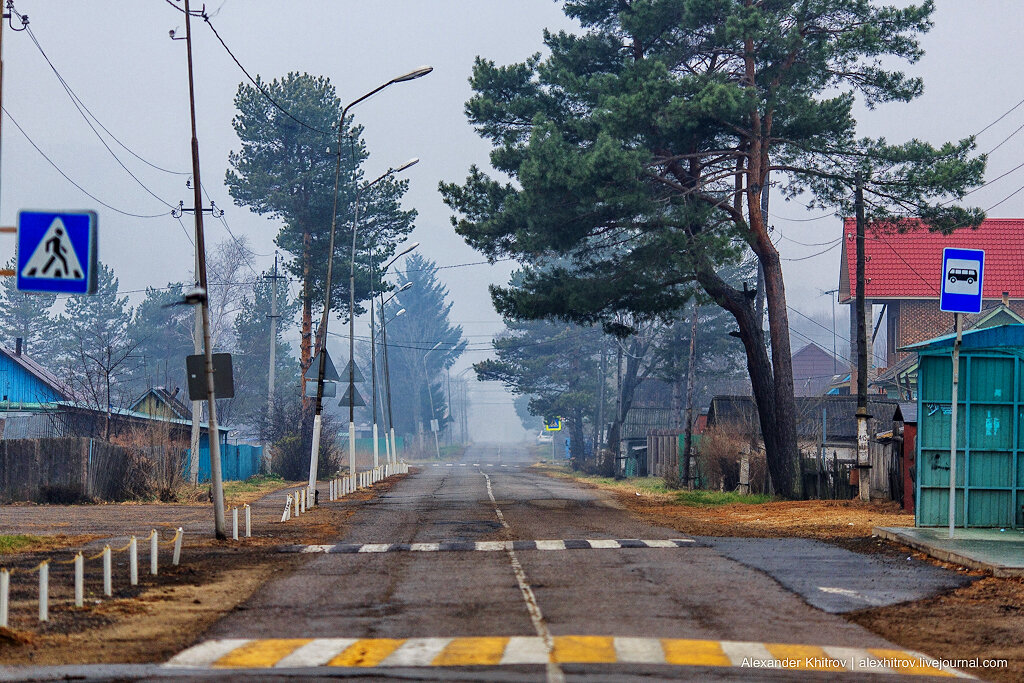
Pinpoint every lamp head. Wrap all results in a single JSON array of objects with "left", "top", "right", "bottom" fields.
[
  {"left": 395, "top": 308, "right": 406, "bottom": 318},
  {"left": 399, "top": 282, "right": 414, "bottom": 292},
  {"left": 392, "top": 66, "right": 433, "bottom": 83},
  {"left": 398, "top": 242, "right": 420, "bottom": 258},
  {"left": 395, "top": 157, "right": 419, "bottom": 173}
]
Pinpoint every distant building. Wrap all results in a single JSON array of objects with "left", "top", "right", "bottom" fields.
[{"left": 791, "top": 342, "right": 847, "bottom": 396}]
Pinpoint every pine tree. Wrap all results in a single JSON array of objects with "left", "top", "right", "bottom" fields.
[
  {"left": 0, "top": 258, "right": 57, "bottom": 360},
  {"left": 441, "top": 0, "right": 985, "bottom": 498}
]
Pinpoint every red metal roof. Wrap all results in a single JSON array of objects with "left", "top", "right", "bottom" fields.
[{"left": 839, "top": 218, "right": 1024, "bottom": 302}]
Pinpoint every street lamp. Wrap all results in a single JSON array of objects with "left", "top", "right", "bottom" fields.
[
  {"left": 307, "top": 67, "right": 431, "bottom": 502},
  {"left": 423, "top": 340, "right": 444, "bottom": 460},
  {"left": 377, "top": 300, "right": 407, "bottom": 463},
  {"left": 369, "top": 239, "right": 419, "bottom": 471},
  {"left": 374, "top": 275, "right": 414, "bottom": 465}
]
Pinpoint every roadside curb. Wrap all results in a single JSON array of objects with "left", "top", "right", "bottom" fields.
[{"left": 873, "top": 527, "right": 1024, "bottom": 578}]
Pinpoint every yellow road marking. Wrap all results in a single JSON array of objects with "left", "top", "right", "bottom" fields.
[
  {"left": 328, "top": 638, "right": 405, "bottom": 667},
  {"left": 867, "top": 648, "right": 954, "bottom": 677},
  {"left": 214, "top": 639, "right": 311, "bottom": 668},
  {"left": 765, "top": 644, "right": 847, "bottom": 671},
  {"left": 661, "top": 638, "right": 731, "bottom": 667},
  {"left": 433, "top": 636, "right": 509, "bottom": 666},
  {"left": 551, "top": 635, "right": 616, "bottom": 663}
]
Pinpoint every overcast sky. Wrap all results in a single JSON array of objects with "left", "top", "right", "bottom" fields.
[{"left": 1, "top": 1, "right": 1022, "bottom": 440}]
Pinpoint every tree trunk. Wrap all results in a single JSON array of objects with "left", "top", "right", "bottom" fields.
[
  {"left": 606, "top": 339, "right": 644, "bottom": 477},
  {"left": 695, "top": 264, "right": 801, "bottom": 499}
]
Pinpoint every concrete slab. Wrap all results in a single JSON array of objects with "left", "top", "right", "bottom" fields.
[{"left": 874, "top": 526, "right": 1024, "bottom": 577}]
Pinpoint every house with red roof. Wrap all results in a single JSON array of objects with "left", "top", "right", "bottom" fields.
[{"left": 838, "top": 218, "right": 1024, "bottom": 394}]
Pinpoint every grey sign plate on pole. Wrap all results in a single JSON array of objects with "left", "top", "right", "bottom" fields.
[
  {"left": 186, "top": 353, "right": 235, "bottom": 400},
  {"left": 305, "top": 349, "right": 341, "bottom": 381},
  {"left": 305, "top": 381, "right": 336, "bottom": 398},
  {"left": 339, "top": 385, "right": 366, "bottom": 407}
]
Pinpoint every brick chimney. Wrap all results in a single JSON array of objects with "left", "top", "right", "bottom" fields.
[{"left": 15, "top": 338, "right": 22, "bottom": 356}]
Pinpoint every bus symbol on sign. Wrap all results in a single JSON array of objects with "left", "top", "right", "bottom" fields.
[{"left": 947, "top": 268, "right": 977, "bottom": 285}]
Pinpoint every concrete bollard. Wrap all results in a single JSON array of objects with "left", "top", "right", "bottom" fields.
[
  {"left": 172, "top": 529, "right": 183, "bottom": 566},
  {"left": 245, "top": 504, "right": 251, "bottom": 537},
  {"left": 38, "top": 561, "right": 48, "bottom": 622},
  {"left": 103, "top": 546, "right": 112, "bottom": 597},
  {"left": 129, "top": 537, "right": 138, "bottom": 586},
  {"left": 150, "top": 531, "right": 158, "bottom": 576},
  {"left": 232, "top": 508, "right": 239, "bottom": 541},
  {"left": 0, "top": 568, "right": 8, "bottom": 628},
  {"left": 282, "top": 494, "right": 292, "bottom": 522},
  {"left": 74, "top": 553, "right": 84, "bottom": 607}
]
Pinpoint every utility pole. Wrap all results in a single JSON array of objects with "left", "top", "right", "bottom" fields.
[
  {"left": 682, "top": 304, "right": 697, "bottom": 489},
  {"left": 596, "top": 340, "right": 606, "bottom": 462},
  {"left": 266, "top": 254, "right": 284, "bottom": 412},
  {"left": 182, "top": 0, "right": 226, "bottom": 538},
  {"left": 854, "top": 172, "right": 871, "bottom": 502}
]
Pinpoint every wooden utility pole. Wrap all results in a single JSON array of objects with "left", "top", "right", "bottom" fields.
[
  {"left": 183, "top": 0, "right": 226, "bottom": 538},
  {"left": 855, "top": 172, "right": 871, "bottom": 502}
]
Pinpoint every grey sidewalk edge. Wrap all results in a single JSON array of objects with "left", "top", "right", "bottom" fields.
[{"left": 874, "top": 526, "right": 1024, "bottom": 577}]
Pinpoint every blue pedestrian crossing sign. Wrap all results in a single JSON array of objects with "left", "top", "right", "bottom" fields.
[
  {"left": 940, "top": 247, "right": 984, "bottom": 314},
  {"left": 16, "top": 210, "right": 98, "bottom": 295},
  {"left": 544, "top": 417, "right": 562, "bottom": 432}
]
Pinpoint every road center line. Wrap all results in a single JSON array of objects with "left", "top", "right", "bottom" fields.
[{"left": 481, "top": 470, "right": 564, "bottom": 683}]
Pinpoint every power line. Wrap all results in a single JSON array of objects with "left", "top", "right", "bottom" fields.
[
  {"left": 199, "top": 13, "right": 334, "bottom": 136},
  {"left": 20, "top": 17, "right": 188, "bottom": 176},
  {"left": 780, "top": 241, "right": 841, "bottom": 261},
  {"left": 25, "top": 27, "right": 177, "bottom": 209},
  {"left": 1, "top": 107, "right": 170, "bottom": 219}
]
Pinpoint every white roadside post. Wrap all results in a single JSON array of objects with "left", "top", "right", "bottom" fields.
[
  {"left": 38, "top": 561, "right": 48, "bottom": 622},
  {"left": 150, "top": 531, "right": 159, "bottom": 576},
  {"left": 0, "top": 569, "right": 8, "bottom": 627},
  {"left": 938, "top": 247, "right": 985, "bottom": 539},
  {"left": 232, "top": 508, "right": 239, "bottom": 541},
  {"left": 102, "top": 546, "right": 112, "bottom": 597},
  {"left": 172, "top": 529, "right": 184, "bottom": 566},
  {"left": 129, "top": 536, "right": 138, "bottom": 586},
  {"left": 245, "top": 504, "right": 251, "bottom": 537},
  {"left": 74, "top": 553, "right": 84, "bottom": 606}
]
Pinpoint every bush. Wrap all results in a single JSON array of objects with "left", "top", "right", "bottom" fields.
[
  {"left": 696, "top": 427, "right": 768, "bottom": 494},
  {"left": 260, "top": 398, "right": 340, "bottom": 480}
]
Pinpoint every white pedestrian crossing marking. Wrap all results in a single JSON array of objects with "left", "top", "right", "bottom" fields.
[{"left": 281, "top": 539, "right": 694, "bottom": 554}]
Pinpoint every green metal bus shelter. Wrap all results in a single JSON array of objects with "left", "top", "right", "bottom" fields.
[{"left": 906, "top": 324, "right": 1024, "bottom": 528}]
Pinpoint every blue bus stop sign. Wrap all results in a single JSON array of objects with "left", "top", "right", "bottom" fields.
[
  {"left": 16, "top": 210, "right": 98, "bottom": 295},
  {"left": 940, "top": 247, "right": 984, "bottom": 314}
]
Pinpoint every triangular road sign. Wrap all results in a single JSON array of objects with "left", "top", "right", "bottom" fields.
[
  {"left": 341, "top": 359, "right": 364, "bottom": 383},
  {"left": 21, "top": 217, "right": 84, "bottom": 280},
  {"left": 304, "top": 349, "right": 340, "bottom": 381},
  {"left": 339, "top": 385, "right": 366, "bottom": 407}
]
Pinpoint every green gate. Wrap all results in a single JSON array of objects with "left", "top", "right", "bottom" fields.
[{"left": 915, "top": 327, "right": 1024, "bottom": 527}]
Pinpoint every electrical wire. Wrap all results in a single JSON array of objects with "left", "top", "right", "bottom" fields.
[
  {"left": 200, "top": 14, "right": 334, "bottom": 136},
  {"left": 1, "top": 107, "right": 170, "bottom": 219},
  {"left": 25, "top": 27, "right": 177, "bottom": 209},
  {"left": 780, "top": 240, "right": 841, "bottom": 261}
]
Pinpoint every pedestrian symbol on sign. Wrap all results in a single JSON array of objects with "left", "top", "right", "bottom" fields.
[
  {"left": 16, "top": 210, "right": 97, "bottom": 295},
  {"left": 20, "top": 218, "right": 84, "bottom": 279}
]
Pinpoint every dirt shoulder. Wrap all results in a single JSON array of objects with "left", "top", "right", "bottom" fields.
[
  {"left": 543, "top": 467, "right": 1020, "bottom": 682},
  {"left": 0, "top": 480, "right": 398, "bottom": 666}
]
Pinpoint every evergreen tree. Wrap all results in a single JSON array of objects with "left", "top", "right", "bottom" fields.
[
  {"left": 380, "top": 254, "right": 467, "bottom": 447},
  {"left": 441, "top": 0, "right": 985, "bottom": 498},
  {"left": 0, "top": 258, "right": 56, "bottom": 360},
  {"left": 128, "top": 283, "right": 194, "bottom": 397},
  {"left": 53, "top": 263, "right": 138, "bottom": 438},
  {"left": 225, "top": 72, "right": 417, "bottom": 384},
  {"left": 232, "top": 268, "right": 301, "bottom": 426},
  {"left": 476, "top": 319, "right": 602, "bottom": 466}
]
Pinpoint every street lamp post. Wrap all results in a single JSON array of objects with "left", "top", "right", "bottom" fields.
[
  {"left": 370, "top": 242, "right": 418, "bottom": 471},
  {"left": 423, "top": 341, "right": 444, "bottom": 460},
  {"left": 378, "top": 299, "right": 408, "bottom": 463},
  {"left": 307, "top": 67, "right": 431, "bottom": 502},
  {"left": 375, "top": 279, "right": 413, "bottom": 464}
]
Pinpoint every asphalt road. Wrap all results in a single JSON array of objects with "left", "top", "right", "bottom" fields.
[{"left": 155, "top": 443, "right": 965, "bottom": 681}]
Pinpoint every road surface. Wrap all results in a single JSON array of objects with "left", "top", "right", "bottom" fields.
[{"left": 160, "top": 443, "right": 963, "bottom": 681}]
